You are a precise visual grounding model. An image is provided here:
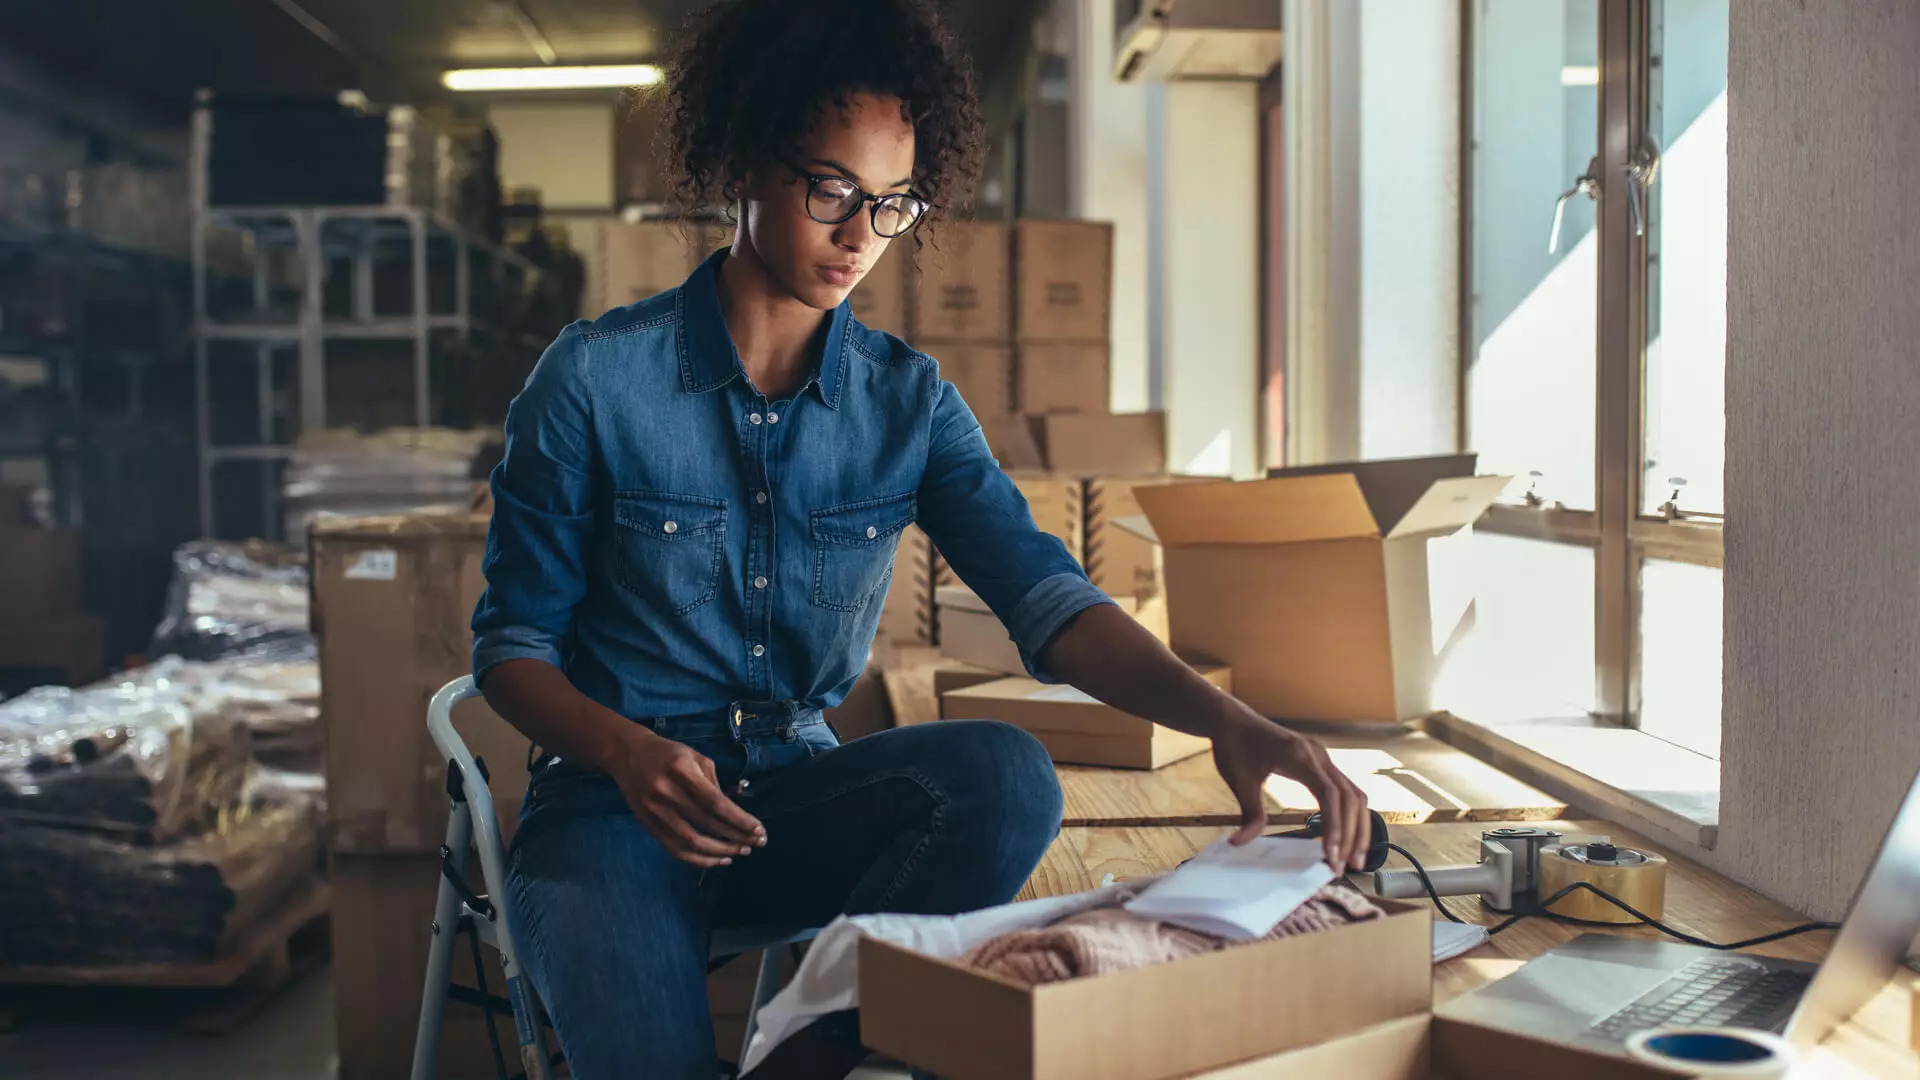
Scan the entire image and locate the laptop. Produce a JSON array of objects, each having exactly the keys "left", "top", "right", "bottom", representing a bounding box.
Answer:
[{"left": 1437, "top": 764, "right": 1920, "bottom": 1054}]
